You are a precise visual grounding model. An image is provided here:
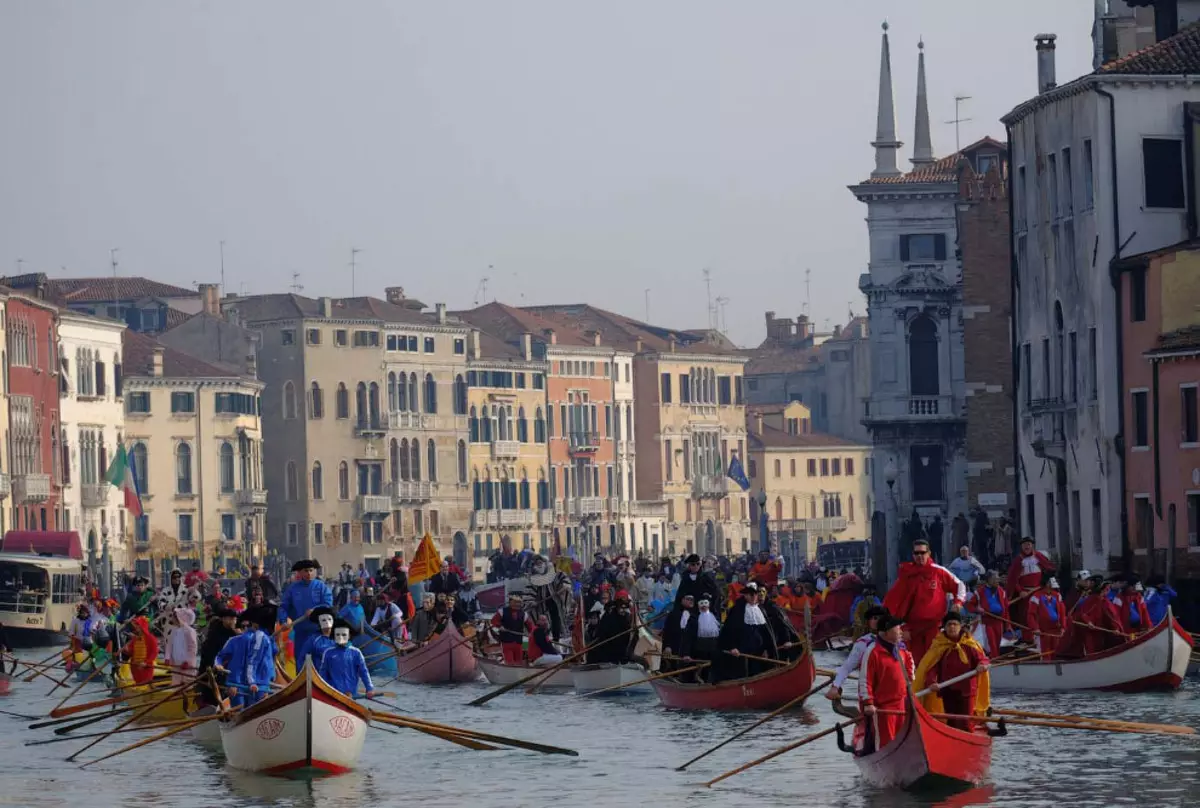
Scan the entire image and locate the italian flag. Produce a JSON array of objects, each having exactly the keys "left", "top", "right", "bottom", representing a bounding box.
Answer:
[{"left": 105, "top": 443, "right": 144, "bottom": 517}]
